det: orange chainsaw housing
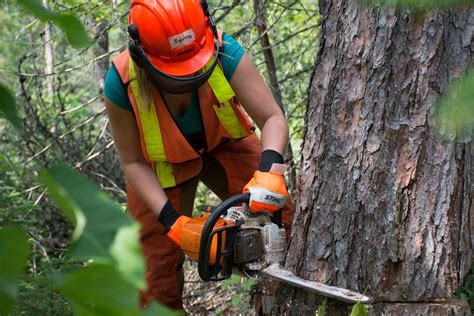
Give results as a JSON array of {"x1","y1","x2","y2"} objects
[{"x1": 180, "y1": 213, "x2": 232, "y2": 263}]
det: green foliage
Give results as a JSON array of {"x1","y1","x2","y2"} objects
[
  {"x1": 40, "y1": 165, "x2": 131, "y2": 258},
  {"x1": 17, "y1": 0, "x2": 91, "y2": 48},
  {"x1": 109, "y1": 224, "x2": 146, "y2": 289},
  {"x1": 434, "y1": 69, "x2": 474, "y2": 137},
  {"x1": 0, "y1": 228, "x2": 29, "y2": 316},
  {"x1": 231, "y1": 294, "x2": 242, "y2": 306},
  {"x1": 0, "y1": 84, "x2": 21, "y2": 130},
  {"x1": 39, "y1": 164, "x2": 178, "y2": 315},
  {"x1": 55, "y1": 264, "x2": 142, "y2": 316},
  {"x1": 142, "y1": 302, "x2": 180, "y2": 316},
  {"x1": 316, "y1": 298, "x2": 327, "y2": 316},
  {"x1": 220, "y1": 274, "x2": 241, "y2": 289},
  {"x1": 220, "y1": 275, "x2": 256, "y2": 309},
  {"x1": 40, "y1": 165, "x2": 145, "y2": 289},
  {"x1": 457, "y1": 264, "x2": 474, "y2": 311},
  {"x1": 349, "y1": 301, "x2": 368, "y2": 316},
  {"x1": 13, "y1": 256, "x2": 79, "y2": 316}
]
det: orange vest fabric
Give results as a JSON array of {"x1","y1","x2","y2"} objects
[{"x1": 112, "y1": 38, "x2": 254, "y2": 187}]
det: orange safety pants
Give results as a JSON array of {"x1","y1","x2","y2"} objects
[{"x1": 126, "y1": 134, "x2": 293, "y2": 310}]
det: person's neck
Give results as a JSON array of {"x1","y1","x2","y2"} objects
[{"x1": 161, "y1": 91, "x2": 194, "y2": 118}]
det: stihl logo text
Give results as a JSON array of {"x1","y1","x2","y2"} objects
[{"x1": 265, "y1": 195, "x2": 281, "y2": 203}]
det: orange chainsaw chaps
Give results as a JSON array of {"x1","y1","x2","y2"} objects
[{"x1": 180, "y1": 213, "x2": 231, "y2": 264}]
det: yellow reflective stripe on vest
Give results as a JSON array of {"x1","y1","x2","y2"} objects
[
  {"x1": 129, "y1": 62, "x2": 176, "y2": 188},
  {"x1": 156, "y1": 161, "x2": 176, "y2": 188},
  {"x1": 207, "y1": 64, "x2": 249, "y2": 139},
  {"x1": 129, "y1": 62, "x2": 166, "y2": 162},
  {"x1": 212, "y1": 102, "x2": 248, "y2": 138}
]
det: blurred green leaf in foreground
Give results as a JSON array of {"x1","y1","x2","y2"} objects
[
  {"x1": 0, "y1": 85, "x2": 21, "y2": 130},
  {"x1": 0, "y1": 228, "x2": 29, "y2": 316},
  {"x1": 17, "y1": 0, "x2": 91, "y2": 49},
  {"x1": 435, "y1": 69, "x2": 474, "y2": 137},
  {"x1": 40, "y1": 165, "x2": 180, "y2": 315},
  {"x1": 40, "y1": 165, "x2": 145, "y2": 289}
]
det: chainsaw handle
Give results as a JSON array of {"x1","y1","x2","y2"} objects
[
  {"x1": 198, "y1": 193, "x2": 250, "y2": 281},
  {"x1": 203, "y1": 193, "x2": 250, "y2": 228}
]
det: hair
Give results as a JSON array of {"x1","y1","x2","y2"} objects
[{"x1": 134, "y1": 62, "x2": 152, "y2": 113}]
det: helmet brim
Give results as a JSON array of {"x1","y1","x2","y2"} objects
[{"x1": 148, "y1": 26, "x2": 216, "y2": 77}]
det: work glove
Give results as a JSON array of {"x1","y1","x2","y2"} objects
[
  {"x1": 243, "y1": 149, "x2": 289, "y2": 212},
  {"x1": 157, "y1": 200, "x2": 190, "y2": 246}
]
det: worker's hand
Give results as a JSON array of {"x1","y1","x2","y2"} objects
[
  {"x1": 243, "y1": 164, "x2": 289, "y2": 212},
  {"x1": 157, "y1": 200, "x2": 189, "y2": 246},
  {"x1": 166, "y1": 215, "x2": 191, "y2": 246}
]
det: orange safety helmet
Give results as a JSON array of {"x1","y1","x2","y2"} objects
[{"x1": 128, "y1": 0, "x2": 220, "y2": 93}]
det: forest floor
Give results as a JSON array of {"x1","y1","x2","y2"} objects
[{"x1": 183, "y1": 260, "x2": 255, "y2": 315}]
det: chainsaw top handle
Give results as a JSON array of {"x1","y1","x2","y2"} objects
[{"x1": 198, "y1": 193, "x2": 250, "y2": 281}]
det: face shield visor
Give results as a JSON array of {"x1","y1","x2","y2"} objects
[{"x1": 137, "y1": 41, "x2": 220, "y2": 94}]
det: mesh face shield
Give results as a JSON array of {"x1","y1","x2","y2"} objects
[{"x1": 138, "y1": 44, "x2": 220, "y2": 94}]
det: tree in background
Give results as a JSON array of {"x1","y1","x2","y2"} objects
[{"x1": 276, "y1": 0, "x2": 473, "y2": 314}]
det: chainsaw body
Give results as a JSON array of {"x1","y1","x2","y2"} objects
[
  {"x1": 180, "y1": 193, "x2": 286, "y2": 281},
  {"x1": 180, "y1": 194, "x2": 374, "y2": 304}
]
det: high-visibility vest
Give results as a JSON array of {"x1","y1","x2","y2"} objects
[{"x1": 112, "y1": 35, "x2": 254, "y2": 188}]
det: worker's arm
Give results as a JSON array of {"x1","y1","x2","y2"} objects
[
  {"x1": 105, "y1": 97, "x2": 168, "y2": 215},
  {"x1": 229, "y1": 54, "x2": 290, "y2": 212},
  {"x1": 229, "y1": 53, "x2": 289, "y2": 156}
]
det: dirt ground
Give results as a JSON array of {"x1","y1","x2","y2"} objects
[{"x1": 183, "y1": 260, "x2": 256, "y2": 315}]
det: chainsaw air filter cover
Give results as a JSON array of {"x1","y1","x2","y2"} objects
[{"x1": 234, "y1": 229, "x2": 262, "y2": 264}]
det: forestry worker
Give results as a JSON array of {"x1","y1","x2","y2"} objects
[{"x1": 103, "y1": 0, "x2": 293, "y2": 311}]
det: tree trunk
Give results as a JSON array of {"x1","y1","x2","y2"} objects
[
  {"x1": 276, "y1": 1, "x2": 473, "y2": 314},
  {"x1": 93, "y1": 20, "x2": 109, "y2": 95},
  {"x1": 42, "y1": 0, "x2": 54, "y2": 103}
]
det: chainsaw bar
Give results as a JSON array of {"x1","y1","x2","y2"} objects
[{"x1": 261, "y1": 264, "x2": 372, "y2": 304}]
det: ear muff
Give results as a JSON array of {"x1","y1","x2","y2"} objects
[
  {"x1": 200, "y1": 0, "x2": 218, "y2": 40},
  {"x1": 128, "y1": 24, "x2": 146, "y2": 68}
]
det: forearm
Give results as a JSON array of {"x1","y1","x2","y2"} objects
[
  {"x1": 123, "y1": 161, "x2": 168, "y2": 217},
  {"x1": 259, "y1": 114, "x2": 289, "y2": 156}
]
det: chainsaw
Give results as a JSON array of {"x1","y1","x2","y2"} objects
[{"x1": 180, "y1": 193, "x2": 372, "y2": 304}]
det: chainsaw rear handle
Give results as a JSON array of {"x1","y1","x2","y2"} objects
[{"x1": 198, "y1": 193, "x2": 284, "y2": 281}]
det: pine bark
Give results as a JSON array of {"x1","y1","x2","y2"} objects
[{"x1": 276, "y1": 1, "x2": 473, "y2": 314}]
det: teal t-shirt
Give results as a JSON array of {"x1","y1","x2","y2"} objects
[{"x1": 104, "y1": 33, "x2": 245, "y2": 139}]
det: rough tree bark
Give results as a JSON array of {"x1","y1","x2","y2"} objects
[{"x1": 275, "y1": 1, "x2": 473, "y2": 315}]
